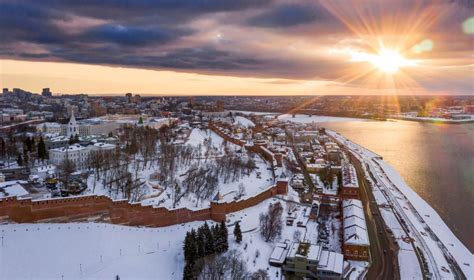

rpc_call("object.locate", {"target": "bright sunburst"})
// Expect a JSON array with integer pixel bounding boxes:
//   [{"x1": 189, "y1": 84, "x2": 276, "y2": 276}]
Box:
[{"x1": 350, "y1": 48, "x2": 417, "y2": 74}]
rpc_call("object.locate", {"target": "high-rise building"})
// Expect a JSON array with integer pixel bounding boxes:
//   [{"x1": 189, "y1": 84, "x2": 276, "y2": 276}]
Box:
[
  {"x1": 125, "y1": 93, "x2": 133, "y2": 103},
  {"x1": 134, "y1": 94, "x2": 141, "y2": 104},
  {"x1": 42, "y1": 88, "x2": 52, "y2": 97}
]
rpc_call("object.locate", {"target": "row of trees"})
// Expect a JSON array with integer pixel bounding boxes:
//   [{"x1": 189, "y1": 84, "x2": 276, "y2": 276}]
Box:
[{"x1": 183, "y1": 221, "x2": 229, "y2": 279}]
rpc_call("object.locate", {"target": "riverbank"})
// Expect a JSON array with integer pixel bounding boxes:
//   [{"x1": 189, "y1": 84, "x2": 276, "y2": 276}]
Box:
[
  {"x1": 328, "y1": 130, "x2": 473, "y2": 279},
  {"x1": 389, "y1": 116, "x2": 474, "y2": 124}
]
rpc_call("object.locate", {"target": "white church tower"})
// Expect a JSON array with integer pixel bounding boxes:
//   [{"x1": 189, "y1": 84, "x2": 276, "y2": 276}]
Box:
[{"x1": 67, "y1": 111, "x2": 79, "y2": 138}]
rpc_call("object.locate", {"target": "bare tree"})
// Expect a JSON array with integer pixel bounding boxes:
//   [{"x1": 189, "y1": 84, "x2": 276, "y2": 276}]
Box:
[
  {"x1": 251, "y1": 269, "x2": 270, "y2": 280},
  {"x1": 235, "y1": 183, "x2": 246, "y2": 200},
  {"x1": 57, "y1": 156, "x2": 76, "y2": 191},
  {"x1": 286, "y1": 199, "x2": 298, "y2": 214},
  {"x1": 197, "y1": 250, "x2": 249, "y2": 280},
  {"x1": 259, "y1": 202, "x2": 283, "y2": 242}
]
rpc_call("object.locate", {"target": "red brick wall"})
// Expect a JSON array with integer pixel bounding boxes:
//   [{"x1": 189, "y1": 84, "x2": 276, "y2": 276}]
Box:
[
  {"x1": 342, "y1": 244, "x2": 370, "y2": 261},
  {"x1": 0, "y1": 181, "x2": 288, "y2": 227},
  {"x1": 341, "y1": 187, "x2": 359, "y2": 199}
]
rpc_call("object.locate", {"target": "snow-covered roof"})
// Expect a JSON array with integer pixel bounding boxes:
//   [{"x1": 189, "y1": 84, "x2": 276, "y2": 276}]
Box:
[
  {"x1": 342, "y1": 199, "x2": 363, "y2": 209},
  {"x1": 287, "y1": 242, "x2": 321, "y2": 260},
  {"x1": 317, "y1": 250, "x2": 344, "y2": 275},
  {"x1": 269, "y1": 243, "x2": 289, "y2": 265},
  {"x1": 343, "y1": 225, "x2": 369, "y2": 246},
  {"x1": 92, "y1": 142, "x2": 116, "y2": 150},
  {"x1": 0, "y1": 182, "x2": 28, "y2": 198},
  {"x1": 343, "y1": 204, "x2": 365, "y2": 219},
  {"x1": 342, "y1": 164, "x2": 359, "y2": 188},
  {"x1": 50, "y1": 144, "x2": 85, "y2": 152},
  {"x1": 342, "y1": 199, "x2": 369, "y2": 246},
  {"x1": 41, "y1": 122, "x2": 61, "y2": 127}
]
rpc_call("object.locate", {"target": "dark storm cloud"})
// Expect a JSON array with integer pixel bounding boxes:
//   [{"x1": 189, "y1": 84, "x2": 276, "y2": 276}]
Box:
[
  {"x1": 247, "y1": 4, "x2": 328, "y2": 28},
  {"x1": 0, "y1": 0, "x2": 472, "y2": 94},
  {"x1": 0, "y1": 2, "x2": 66, "y2": 44},
  {"x1": 7, "y1": 0, "x2": 273, "y2": 21},
  {"x1": 82, "y1": 25, "x2": 193, "y2": 46},
  {"x1": 50, "y1": 46, "x2": 270, "y2": 72}
]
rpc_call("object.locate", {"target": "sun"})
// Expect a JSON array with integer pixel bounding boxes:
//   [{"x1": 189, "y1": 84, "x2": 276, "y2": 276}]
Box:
[
  {"x1": 370, "y1": 49, "x2": 414, "y2": 74},
  {"x1": 349, "y1": 47, "x2": 416, "y2": 74}
]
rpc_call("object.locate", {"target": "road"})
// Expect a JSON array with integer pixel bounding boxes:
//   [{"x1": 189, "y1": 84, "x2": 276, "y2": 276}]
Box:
[
  {"x1": 349, "y1": 152, "x2": 400, "y2": 280},
  {"x1": 368, "y1": 159, "x2": 466, "y2": 280}
]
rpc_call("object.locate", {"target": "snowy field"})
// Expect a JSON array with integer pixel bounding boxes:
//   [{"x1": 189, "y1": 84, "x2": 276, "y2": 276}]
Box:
[
  {"x1": 278, "y1": 114, "x2": 366, "y2": 123},
  {"x1": 0, "y1": 222, "x2": 203, "y2": 280}
]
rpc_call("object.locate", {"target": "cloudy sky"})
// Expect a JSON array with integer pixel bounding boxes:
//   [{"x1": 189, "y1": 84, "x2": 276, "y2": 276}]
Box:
[{"x1": 0, "y1": 0, "x2": 472, "y2": 95}]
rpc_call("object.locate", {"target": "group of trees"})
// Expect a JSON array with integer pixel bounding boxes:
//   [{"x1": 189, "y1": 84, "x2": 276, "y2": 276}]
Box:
[
  {"x1": 183, "y1": 221, "x2": 229, "y2": 279},
  {"x1": 259, "y1": 202, "x2": 284, "y2": 242},
  {"x1": 318, "y1": 167, "x2": 341, "y2": 187},
  {"x1": 0, "y1": 135, "x2": 49, "y2": 168},
  {"x1": 183, "y1": 221, "x2": 269, "y2": 280},
  {"x1": 159, "y1": 139, "x2": 257, "y2": 207},
  {"x1": 68, "y1": 134, "x2": 80, "y2": 145},
  {"x1": 215, "y1": 152, "x2": 257, "y2": 184},
  {"x1": 197, "y1": 250, "x2": 250, "y2": 280},
  {"x1": 121, "y1": 125, "x2": 160, "y2": 168},
  {"x1": 85, "y1": 148, "x2": 144, "y2": 201},
  {"x1": 0, "y1": 135, "x2": 18, "y2": 167}
]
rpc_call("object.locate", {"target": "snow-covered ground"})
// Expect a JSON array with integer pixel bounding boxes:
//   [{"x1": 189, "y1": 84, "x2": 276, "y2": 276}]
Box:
[
  {"x1": 226, "y1": 194, "x2": 308, "y2": 279},
  {"x1": 185, "y1": 128, "x2": 234, "y2": 151},
  {"x1": 233, "y1": 116, "x2": 255, "y2": 128},
  {"x1": 83, "y1": 128, "x2": 274, "y2": 210},
  {"x1": 0, "y1": 222, "x2": 201, "y2": 280},
  {"x1": 0, "y1": 190, "x2": 301, "y2": 280},
  {"x1": 327, "y1": 130, "x2": 473, "y2": 279},
  {"x1": 228, "y1": 110, "x2": 278, "y2": 116},
  {"x1": 390, "y1": 114, "x2": 474, "y2": 123},
  {"x1": 141, "y1": 153, "x2": 274, "y2": 210},
  {"x1": 278, "y1": 114, "x2": 366, "y2": 123}
]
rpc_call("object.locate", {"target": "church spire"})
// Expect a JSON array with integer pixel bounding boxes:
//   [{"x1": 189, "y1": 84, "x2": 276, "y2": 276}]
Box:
[{"x1": 67, "y1": 110, "x2": 78, "y2": 138}]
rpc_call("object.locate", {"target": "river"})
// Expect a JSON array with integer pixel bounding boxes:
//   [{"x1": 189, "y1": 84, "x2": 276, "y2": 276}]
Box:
[{"x1": 321, "y1": 119, "x2": 474, "y2": 252}]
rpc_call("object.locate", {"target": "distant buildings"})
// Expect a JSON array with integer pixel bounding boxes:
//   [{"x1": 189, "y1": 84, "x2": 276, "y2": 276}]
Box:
[
  {"x1": 41, "y1": 88, "x2": 52, "y2": 97},
  {"x1": 38, "y1": 113, "x2": 121, "y2": 137}
]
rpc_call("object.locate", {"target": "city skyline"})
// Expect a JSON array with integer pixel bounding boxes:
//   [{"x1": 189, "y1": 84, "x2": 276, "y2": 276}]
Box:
[{"x1": 1, "y1": 0, "x2": 473, "y2": 95}]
